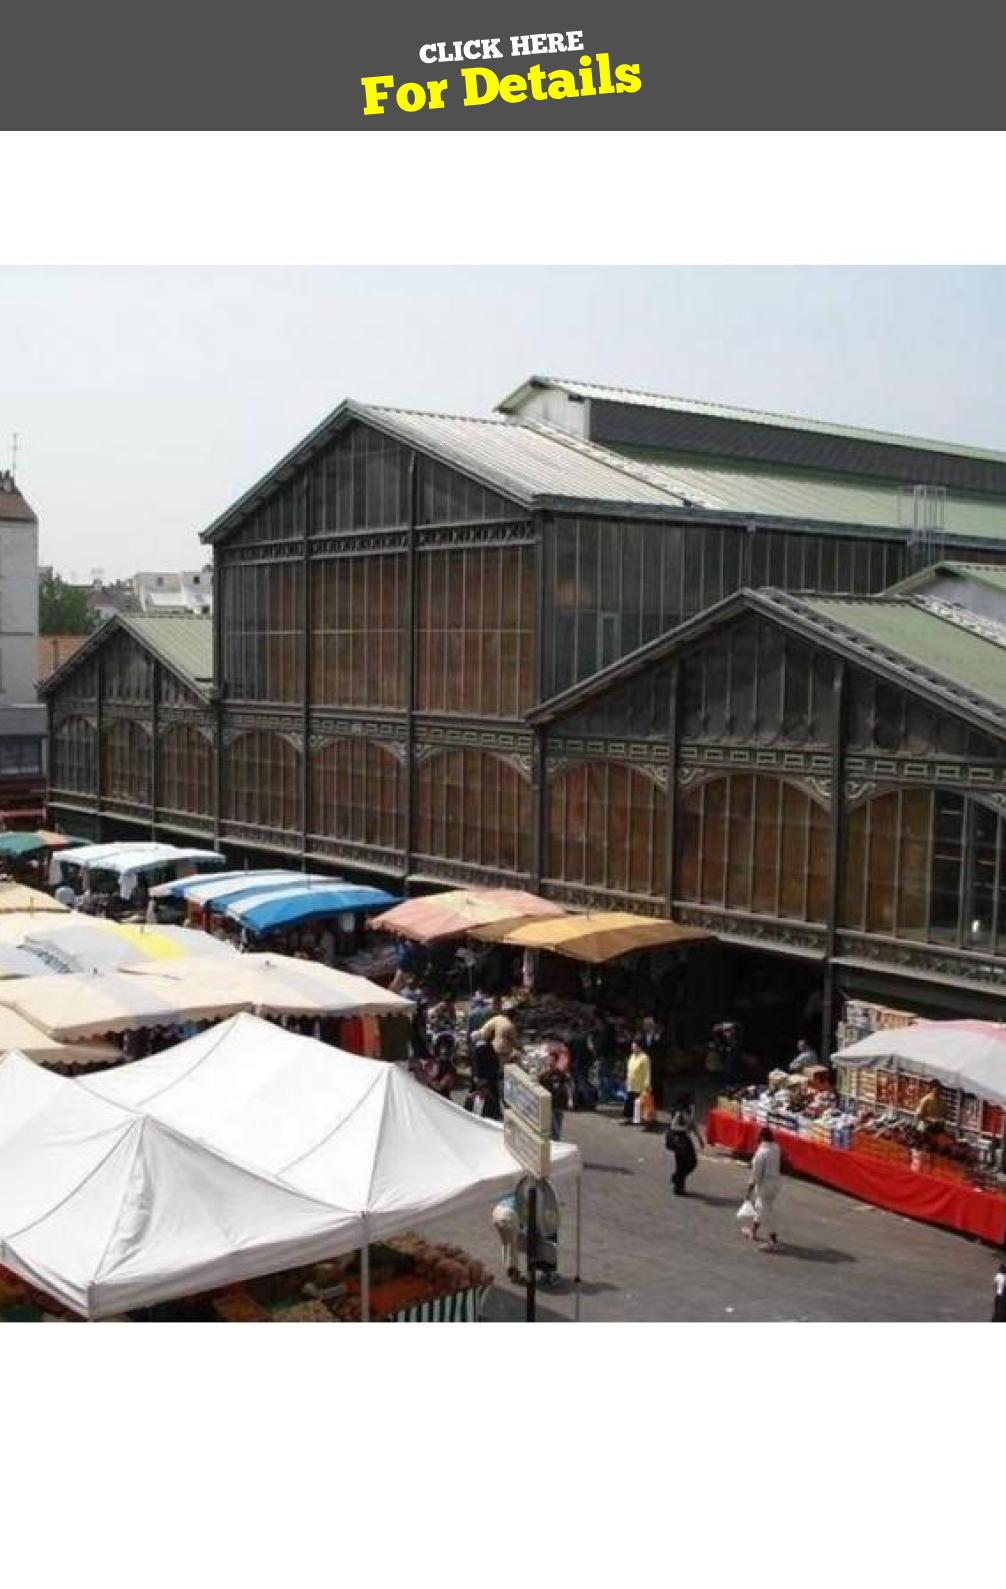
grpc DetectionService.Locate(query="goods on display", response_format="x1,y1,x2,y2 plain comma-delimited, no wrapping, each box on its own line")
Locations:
0,1239,493,1324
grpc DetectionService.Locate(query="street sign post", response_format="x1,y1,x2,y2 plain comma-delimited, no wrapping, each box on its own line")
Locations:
504,1110,551,1180
501,1064,555,1320
503,1063,552,1136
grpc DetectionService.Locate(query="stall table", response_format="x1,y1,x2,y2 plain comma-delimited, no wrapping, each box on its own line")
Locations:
706,1108,1006,1245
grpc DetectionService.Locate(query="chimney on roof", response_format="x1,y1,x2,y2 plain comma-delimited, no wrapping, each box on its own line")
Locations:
0,470,14,494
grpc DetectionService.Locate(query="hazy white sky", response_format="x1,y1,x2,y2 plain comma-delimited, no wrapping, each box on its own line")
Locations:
3,265,1006,577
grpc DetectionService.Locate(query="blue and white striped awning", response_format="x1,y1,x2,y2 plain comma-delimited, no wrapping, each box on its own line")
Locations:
226,884,399,935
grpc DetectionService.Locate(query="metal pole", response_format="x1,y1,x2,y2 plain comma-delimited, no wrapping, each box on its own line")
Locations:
573,1175,582,1323
360,1233,370,1323
525,1181,538,1322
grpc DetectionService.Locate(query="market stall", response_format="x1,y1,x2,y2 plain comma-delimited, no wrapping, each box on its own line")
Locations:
19,918,241,974
225,882,398,937
0,1007,121,1071
0,1015,583,1320
471,910,712,961
372,888,565,943
49,842,226,901
706,1020,1006,1243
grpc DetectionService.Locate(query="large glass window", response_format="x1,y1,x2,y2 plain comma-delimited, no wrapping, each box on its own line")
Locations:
547,762,666,899
680,619,833,746
103,720,151,805
416,545,536,717
311,555,405,709
677,773,828,923
311,739,404,852
52,718,96,793
841,789,1006,951
416,750,531,875
160,725,213,818
226,731,301,833
220,561,303,703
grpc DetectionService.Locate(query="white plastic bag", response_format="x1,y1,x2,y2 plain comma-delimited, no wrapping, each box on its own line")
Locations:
736,1198,756,1223
632,1095,642,1125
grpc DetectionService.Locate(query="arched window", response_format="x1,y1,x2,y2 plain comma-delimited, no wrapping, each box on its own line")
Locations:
677,773,828,923
160,725,214,818
52,717,96,794
841,788,1004,949
547,762,666,899
415,750,530,874
311,739,404,851
226,731,301,832
102,720,151,805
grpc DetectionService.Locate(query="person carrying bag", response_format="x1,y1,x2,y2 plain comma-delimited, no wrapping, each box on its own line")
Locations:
665,1093,704,1196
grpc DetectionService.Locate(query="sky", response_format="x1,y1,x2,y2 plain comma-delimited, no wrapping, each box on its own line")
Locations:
3,265,1006,577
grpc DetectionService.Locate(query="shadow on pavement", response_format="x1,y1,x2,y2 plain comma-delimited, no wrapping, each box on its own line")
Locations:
772,1243,856,1264
583,1162,635,1176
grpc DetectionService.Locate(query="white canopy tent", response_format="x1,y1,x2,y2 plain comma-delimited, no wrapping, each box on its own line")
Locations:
83,1014,581,1235
0,1016,583,1319
835,1020,1006,1109
0,1052,361,1318
50,843,225,899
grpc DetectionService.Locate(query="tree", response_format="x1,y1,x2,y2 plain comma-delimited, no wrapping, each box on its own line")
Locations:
38,572,99,636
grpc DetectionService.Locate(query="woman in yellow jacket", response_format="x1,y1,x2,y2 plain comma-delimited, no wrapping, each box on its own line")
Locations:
623,1037,652,1125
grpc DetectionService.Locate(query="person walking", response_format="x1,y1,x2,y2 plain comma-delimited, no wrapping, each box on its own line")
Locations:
539,1051,570,1141
748,1126,783,1249
623,1036,651,1126
993,1259,1006,1322
475,995,518,1064
666,1093,705,1196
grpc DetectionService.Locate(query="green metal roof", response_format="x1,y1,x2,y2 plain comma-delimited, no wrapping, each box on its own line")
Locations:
121,615,214,685
498,375,1006,466
606,448,1006,542
886,561,1006,595
802,596,1006,713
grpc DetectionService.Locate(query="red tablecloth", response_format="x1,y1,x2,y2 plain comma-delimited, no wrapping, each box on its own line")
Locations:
706,1108,1006,1245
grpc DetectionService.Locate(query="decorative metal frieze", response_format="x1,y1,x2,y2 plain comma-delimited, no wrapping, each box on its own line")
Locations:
159,707,214,732
675,764,832,806
546,735,671,763
101,704,154,728
414,724,533,758
678,743,831,774
218,540,302,565
674,904,827,955
306,836,405,873
540,879,666,917
309,716,406,746
220,821,300,851
311,531,408,558
541,752,667,790
154,808,215,837
51,711,98,733
835,931,1006,991
409,855,529,890
416,521,534,551
844,752,1006,788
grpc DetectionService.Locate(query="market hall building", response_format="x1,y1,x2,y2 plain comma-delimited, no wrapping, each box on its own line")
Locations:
40,378,1006,1052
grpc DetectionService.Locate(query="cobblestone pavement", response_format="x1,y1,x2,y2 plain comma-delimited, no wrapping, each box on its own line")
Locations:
421,1102,999,1322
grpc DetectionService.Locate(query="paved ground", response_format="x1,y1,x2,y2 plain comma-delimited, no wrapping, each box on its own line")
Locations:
424,1098,1000,1322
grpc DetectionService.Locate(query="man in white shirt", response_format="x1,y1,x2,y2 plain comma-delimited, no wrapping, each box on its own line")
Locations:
749,1127,782,1250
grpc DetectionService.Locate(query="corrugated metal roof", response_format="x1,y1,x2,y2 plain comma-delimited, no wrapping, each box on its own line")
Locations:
603,448,1006,541
359,405,684,510
120,615,214,685
887,560,1006,595
802,595,1006,713
498,376,1006,466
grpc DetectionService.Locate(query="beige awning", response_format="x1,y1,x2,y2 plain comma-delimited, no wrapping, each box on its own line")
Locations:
469,911,713,963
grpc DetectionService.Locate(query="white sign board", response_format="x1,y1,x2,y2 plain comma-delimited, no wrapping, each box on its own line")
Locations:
503,1063,552,1136
504,1109,551,1180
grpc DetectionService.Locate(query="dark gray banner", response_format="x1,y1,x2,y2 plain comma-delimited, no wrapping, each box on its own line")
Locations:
3,0,1003,129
